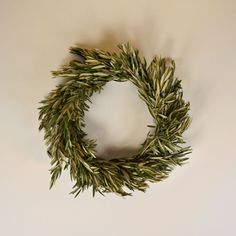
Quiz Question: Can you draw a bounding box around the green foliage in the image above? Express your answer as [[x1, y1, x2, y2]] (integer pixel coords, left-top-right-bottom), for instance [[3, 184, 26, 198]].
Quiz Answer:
[[38, 43, 191, 197]]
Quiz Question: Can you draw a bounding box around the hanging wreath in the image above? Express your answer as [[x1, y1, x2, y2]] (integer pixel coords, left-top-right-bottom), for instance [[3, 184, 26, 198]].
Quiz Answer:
[[38, 43, 191, 197]]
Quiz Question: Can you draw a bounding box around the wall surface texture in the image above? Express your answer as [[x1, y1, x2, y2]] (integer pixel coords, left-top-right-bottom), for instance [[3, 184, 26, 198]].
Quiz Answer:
[[1, 0, 236, 235]]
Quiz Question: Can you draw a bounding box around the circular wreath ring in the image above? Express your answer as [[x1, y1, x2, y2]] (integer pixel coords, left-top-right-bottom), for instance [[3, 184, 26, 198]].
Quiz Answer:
[[39, 43, 191, 197]]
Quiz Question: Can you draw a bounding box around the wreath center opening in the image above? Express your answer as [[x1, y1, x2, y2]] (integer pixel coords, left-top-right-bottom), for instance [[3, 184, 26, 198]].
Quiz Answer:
[[84, 81, 154, 160]]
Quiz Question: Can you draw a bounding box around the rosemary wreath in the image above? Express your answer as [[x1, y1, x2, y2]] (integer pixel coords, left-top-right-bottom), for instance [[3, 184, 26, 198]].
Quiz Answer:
[[39, 43, 191, 197]]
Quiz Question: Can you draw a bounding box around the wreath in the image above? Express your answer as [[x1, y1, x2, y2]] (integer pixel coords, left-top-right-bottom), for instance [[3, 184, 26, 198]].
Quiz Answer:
[[39, 43, 191, 197]]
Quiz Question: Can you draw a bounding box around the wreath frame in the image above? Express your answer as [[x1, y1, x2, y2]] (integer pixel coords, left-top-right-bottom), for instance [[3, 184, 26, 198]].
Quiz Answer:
[[39, 43, 191, 197]]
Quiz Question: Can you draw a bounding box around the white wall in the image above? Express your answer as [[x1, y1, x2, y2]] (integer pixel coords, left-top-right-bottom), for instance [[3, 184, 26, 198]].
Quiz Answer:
[[1, 0, 236, 235]]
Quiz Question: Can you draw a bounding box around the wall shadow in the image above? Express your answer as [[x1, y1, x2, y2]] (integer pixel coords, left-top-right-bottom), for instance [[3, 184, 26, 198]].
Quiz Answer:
[[97, 146, 140, 160]]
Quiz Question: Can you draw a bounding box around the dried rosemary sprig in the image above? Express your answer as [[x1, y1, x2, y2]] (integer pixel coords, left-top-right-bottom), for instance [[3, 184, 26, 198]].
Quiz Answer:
[[38, 43, 191, 197]]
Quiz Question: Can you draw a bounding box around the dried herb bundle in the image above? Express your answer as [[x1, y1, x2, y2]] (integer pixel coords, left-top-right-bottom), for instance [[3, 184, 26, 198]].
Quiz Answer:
[[39, 43, 191, 197]]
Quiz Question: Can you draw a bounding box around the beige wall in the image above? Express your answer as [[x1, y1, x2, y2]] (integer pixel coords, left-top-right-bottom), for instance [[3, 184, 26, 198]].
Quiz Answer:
[[1, 0, 236, 235]]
